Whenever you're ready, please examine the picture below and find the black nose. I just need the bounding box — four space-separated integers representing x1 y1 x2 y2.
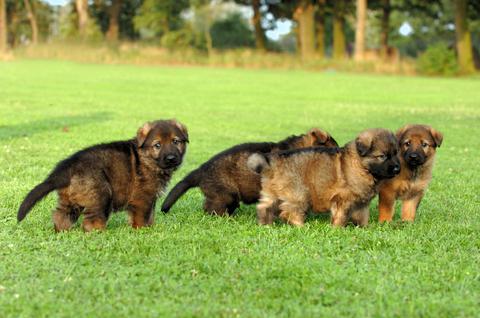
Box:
409 153 418 159
393 165 400 174
165 155 177 163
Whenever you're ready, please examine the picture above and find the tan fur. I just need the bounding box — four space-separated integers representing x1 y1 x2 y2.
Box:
378 124 443 222
18 119 188 232
162 128 338 216
256 129 400 227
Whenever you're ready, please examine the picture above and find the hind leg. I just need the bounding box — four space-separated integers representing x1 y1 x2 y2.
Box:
80 193 111 232
52 192 80 232
350 206 370 227
278 200 308 227
204 197 231 216
82 201 110 232
331 203 349 227
256 190 279 225
66 175 113 232
226 200 240 216
275 188 308 227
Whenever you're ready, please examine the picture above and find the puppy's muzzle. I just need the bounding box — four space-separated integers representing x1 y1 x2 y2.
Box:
162 154 181 168
386 163 401 177
392 164 401 175
405 152 425 167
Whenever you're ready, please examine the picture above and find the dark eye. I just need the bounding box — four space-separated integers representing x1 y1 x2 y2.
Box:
404 141 411 147
422 142 428 148
172 138 181 145
154 143 161 149
377 154 387 160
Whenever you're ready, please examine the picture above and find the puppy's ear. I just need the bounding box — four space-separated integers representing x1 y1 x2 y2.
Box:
355 131 373 156
395 124 413 145
170 119 189 143
137 122 152 147
428 127 443 148
308 128 329 145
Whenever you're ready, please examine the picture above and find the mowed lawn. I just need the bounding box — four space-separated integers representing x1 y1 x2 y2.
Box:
0 60 479 317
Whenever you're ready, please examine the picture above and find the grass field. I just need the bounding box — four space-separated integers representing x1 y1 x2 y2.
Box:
0 60 479 317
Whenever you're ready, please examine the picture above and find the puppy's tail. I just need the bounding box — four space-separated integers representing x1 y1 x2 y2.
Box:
161 169 202 213
17 168 70 222
247 153 270 174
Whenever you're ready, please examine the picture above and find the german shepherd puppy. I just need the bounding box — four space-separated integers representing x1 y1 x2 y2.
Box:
248 129 400 227
161 128 338 216
378 124 443 222
17 119 188 232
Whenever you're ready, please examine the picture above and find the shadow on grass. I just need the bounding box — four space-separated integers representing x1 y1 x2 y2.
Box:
0 112 112 140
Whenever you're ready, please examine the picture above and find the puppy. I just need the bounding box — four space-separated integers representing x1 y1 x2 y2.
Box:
161 128 338 216
248 128 400 227
378 124 443 222
17 119 188 232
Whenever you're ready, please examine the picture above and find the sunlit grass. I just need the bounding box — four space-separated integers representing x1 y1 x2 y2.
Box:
0 60 479 317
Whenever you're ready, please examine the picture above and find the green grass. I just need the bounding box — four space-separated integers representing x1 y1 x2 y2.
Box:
0 60 479 317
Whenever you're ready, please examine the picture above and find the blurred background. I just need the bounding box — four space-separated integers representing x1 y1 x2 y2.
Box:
0 0 478 76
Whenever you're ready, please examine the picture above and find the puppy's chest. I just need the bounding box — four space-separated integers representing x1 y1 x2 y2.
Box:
133 169 171 195
396 176 430 199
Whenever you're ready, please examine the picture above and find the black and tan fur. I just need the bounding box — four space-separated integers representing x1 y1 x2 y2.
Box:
378 124 443 222
17 119 188 232
161 128 338 216
248 128 400 227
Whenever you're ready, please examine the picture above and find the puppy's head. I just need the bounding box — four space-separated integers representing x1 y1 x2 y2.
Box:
355 128 401 180
396 124 442 168
136 119 189 169
305 128 339 148
278 128 338 151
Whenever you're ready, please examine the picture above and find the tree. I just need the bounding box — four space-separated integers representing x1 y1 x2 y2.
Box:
332 0 346 59
354 0 366 61
294 0 315 59
190 0 217 56
210 12 254 49
232 0 266 51
251 0 265 51
23 0 38 44
382 0 444 58
0 0 6 52
134 0 189 38
106 0 122 41
75 0 89 37
90 0 141 40
379 0 390 59
316 0 326 57
454 0 475 73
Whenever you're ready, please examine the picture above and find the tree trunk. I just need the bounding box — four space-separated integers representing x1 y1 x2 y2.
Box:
333 0 346 59
106 0 122 42
7 5 20 48
252 0 266 51
0 0 6 52
454 0 475 73
75 0 89 38
294 0 315 60
316 0 326 58
23 0 39 45
354 0 367 61
205 10 213 56
380 0 390 59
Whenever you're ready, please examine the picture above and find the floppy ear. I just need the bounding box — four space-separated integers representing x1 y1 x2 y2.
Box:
308 128 329 145
395 124 412 145
428 127 443 148
137 122 152 147
170 119 189 143
355 131 373 156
